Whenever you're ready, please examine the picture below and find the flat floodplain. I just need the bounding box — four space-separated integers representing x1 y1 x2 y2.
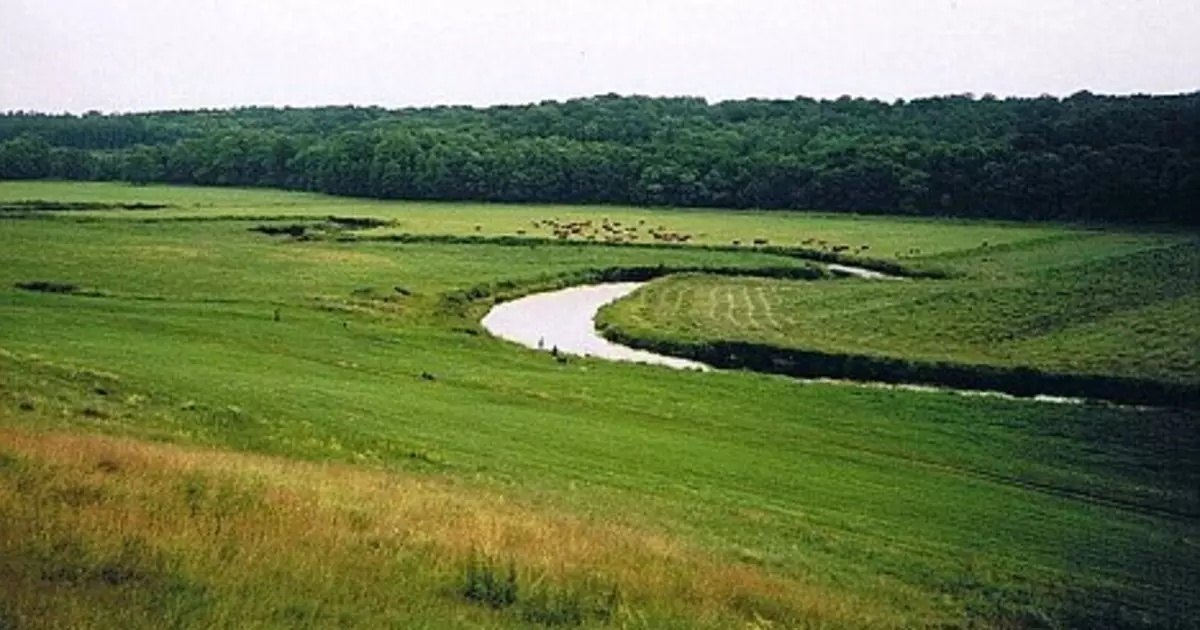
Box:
0 181 1197 629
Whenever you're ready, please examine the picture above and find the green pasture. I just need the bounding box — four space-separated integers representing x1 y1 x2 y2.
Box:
602 235 1199 386
3 181 1071 257
0 181 1197 629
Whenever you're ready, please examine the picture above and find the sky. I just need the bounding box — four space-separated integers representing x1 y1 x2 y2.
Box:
2 0 1197 113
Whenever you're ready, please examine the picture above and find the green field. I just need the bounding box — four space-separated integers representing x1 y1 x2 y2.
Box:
1 181 1072 256
599 234 1200 390
1 182 1197 629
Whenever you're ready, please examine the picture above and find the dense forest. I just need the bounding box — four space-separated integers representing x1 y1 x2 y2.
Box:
1 92 1197 223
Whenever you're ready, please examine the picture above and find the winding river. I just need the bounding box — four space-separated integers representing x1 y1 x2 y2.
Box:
480 268 1109 406
481 282 709 370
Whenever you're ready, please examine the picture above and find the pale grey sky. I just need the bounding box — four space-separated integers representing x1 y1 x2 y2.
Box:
2 0 1197 113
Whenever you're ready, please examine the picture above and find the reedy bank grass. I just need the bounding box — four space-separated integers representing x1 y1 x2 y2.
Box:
1 182 1198 628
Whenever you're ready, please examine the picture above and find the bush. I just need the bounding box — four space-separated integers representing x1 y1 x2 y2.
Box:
599 331 1200 408
461 554 518 609
249 223 309 237
14 280 80 294
457 554 624 626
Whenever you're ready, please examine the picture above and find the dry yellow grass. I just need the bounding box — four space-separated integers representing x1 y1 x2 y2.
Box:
0 424 930 628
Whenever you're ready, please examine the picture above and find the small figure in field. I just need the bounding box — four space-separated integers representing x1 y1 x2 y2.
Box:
551 345 559 358
538 336 545 350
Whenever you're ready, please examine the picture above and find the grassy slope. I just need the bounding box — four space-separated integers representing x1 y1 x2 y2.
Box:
1 182 1197 629
601 232 1200 387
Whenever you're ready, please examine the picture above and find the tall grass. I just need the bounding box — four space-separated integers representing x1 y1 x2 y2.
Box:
0 425 904 629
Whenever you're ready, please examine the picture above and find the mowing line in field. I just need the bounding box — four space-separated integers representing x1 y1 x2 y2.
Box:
738 284 765 331
669 282 686 320
705 284 722 325
754 285 784 330
721 285 741 330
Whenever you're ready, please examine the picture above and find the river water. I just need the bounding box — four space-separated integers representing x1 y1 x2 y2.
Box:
479 270 1114 407
480 282 709 370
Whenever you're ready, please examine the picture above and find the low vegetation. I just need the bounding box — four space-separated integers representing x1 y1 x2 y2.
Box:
1 182 1197 628
599 232 1200 405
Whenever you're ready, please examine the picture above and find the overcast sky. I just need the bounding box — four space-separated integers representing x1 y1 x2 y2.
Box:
2 0 1197 113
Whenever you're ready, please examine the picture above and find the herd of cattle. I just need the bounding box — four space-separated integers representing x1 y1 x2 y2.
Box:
467 218 875 255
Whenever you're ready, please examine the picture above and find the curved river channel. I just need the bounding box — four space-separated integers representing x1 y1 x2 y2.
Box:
481 282 709 371
480 270 1115 406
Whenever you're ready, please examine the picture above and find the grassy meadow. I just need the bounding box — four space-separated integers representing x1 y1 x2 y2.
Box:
599 234 1200 389
1 181 1197 629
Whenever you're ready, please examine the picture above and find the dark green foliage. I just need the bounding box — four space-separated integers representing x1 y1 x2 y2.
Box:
13 280 105 299
325 215 389 229
458 555 623 626
3 92 1198 223
434 263 825 315
601 330 1199 409
461 554 519 609
249 217 390 239
349 231 933 277
0 200 167 213
249 223 309 237
15 280 81 294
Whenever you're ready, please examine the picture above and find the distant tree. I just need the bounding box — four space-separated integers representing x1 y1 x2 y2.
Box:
1 92 1197 224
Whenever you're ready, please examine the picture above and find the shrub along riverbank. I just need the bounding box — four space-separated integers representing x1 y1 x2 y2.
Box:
595 326 1199 408
597 237 1200 408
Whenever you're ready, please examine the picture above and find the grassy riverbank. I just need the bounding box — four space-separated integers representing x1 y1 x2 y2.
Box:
1 182 1197 629
598 232 1199 405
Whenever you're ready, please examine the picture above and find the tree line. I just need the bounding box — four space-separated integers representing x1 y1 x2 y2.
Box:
2 92 1197 224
